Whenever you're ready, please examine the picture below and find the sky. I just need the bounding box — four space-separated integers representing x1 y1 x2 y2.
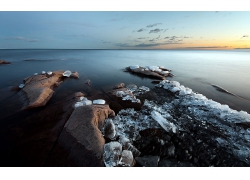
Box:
0 1 250 49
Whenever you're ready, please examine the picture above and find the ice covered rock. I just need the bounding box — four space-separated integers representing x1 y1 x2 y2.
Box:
103 141 122 167
47 71 52 75
63 70 72 77
93 99 105 104
118 150 134 167
129 65 139 70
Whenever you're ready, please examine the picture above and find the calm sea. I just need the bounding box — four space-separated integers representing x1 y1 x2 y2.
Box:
0 49 250 114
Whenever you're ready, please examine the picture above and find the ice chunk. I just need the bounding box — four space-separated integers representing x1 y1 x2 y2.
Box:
41 71 46 74
74 102 83 108
130 65 139 70
118 150 134 167
116 90 126 97
93 99 105 104
63 70 72 77
159 66 164 68
151 110 177 133
104 119 116 140
34 73 38 75
139 86 150 92
168 145 175 156
170 87 180 93
19 84 25 88
47 71 52 75
103 141 122 167
82 99 92 105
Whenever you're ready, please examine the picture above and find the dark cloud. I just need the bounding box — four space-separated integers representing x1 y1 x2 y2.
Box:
184 36 191 38
146 23 162 28
156 35 161 39
66 35 77 37
149 28 163 33
137 28 146 32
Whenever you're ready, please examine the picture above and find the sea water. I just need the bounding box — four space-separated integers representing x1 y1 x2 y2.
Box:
0 49 250 113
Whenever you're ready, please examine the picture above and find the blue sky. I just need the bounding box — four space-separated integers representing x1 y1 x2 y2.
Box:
0 2 250 49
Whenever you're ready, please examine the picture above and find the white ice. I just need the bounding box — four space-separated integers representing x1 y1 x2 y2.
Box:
118 150 134 167
103 141 122 167
19 84 25 88
34 73 38 75
130 65 139 70
63 70 72 77
47 71 52 75
151 110 177 133
93 99 106 104
41 71 46 74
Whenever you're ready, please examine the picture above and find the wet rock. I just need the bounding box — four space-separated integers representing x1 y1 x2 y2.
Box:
0 60 11 64
103 119 116 140
113 83 125 89
46 104 115 167
70 71 79 79
135 155 159 167
20 70 79 109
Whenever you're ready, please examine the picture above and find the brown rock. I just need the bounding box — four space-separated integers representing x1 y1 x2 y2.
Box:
70 71 79 79
113 83 125 89
21 70 79 109
45 104 115 166
0 60 11 64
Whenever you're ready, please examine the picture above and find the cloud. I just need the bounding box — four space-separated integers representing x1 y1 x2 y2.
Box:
241 35 249 38
137 28 146 32
149 28 163 33
116 43 132 47
5 36 38 42
186 46 229 49
146 23 162 28
102 41 111 44
138 37 149 39
135 42 183 47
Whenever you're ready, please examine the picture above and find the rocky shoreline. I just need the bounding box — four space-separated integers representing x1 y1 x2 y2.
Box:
1 65 250 167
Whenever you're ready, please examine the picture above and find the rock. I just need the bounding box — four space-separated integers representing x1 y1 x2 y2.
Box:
113 83 125 89
21 70 79 109
103 119 116 140
70 71 79 79
85 79 91 86
135 155 160 167
46 104 115 167
125 65 172 80
108 87 141 110
0 60 11 64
